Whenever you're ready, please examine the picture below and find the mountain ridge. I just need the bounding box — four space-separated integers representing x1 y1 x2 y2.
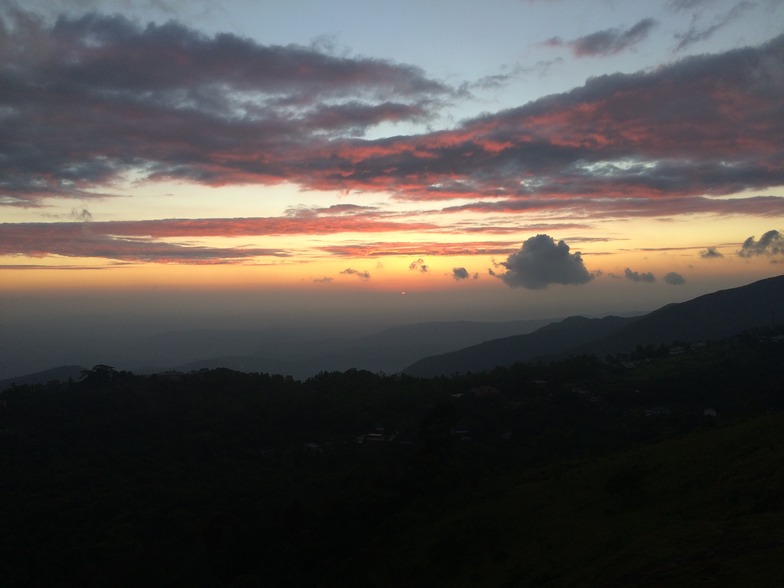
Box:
403 274 784 377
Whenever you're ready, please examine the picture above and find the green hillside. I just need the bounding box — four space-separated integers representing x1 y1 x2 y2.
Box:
1 329 782 586
361 411 784 587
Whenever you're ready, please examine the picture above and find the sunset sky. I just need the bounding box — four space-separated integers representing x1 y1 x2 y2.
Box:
1 0 783 331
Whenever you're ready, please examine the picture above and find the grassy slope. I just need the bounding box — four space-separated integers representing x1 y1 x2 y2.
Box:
362 412 784 587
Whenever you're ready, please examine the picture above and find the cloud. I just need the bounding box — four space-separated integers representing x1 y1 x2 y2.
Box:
624 268 656 282
467 58 563 92
70 207 93 223
738 229 784 257
312 276 333 283
0 263 112 270
0 219 293 263
700 247 724 258
0 8 449 206
497 234 593 289
320 241 518 258
409 258 428 272
674 2 754 52
340 267 371 280
545 19 657 57
664 272 686 285
667 0 716 11
0 213 445 264
311 35 784 213
451 267 478 281
443 196 784 220
2 7 784 229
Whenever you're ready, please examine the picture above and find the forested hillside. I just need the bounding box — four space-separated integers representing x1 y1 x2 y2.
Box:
2 328 783 587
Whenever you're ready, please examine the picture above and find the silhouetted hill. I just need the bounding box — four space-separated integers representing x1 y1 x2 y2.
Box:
582 273 784 356
0 365 86 390
2 336 782 586
404 315 635 377
404 275 784 376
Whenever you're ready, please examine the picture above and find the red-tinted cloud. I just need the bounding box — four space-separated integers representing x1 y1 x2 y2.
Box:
2 8 783 224
0 9 448 204
319 241 520 257
0 214 438 263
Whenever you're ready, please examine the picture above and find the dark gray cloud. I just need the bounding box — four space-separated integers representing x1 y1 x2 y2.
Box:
546 18 657 57
316 35 784 212
700 247 724 258
498 234 593 289
452 267 479 282
738 229 784 257
624 268 656 282
674 2 754 52
340 268 371 279
0 8 449 205
2 7 784 225
663 271 686 285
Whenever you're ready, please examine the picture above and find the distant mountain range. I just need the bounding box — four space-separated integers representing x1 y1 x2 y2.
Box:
0 319 555 388
4 275 783 386
403 274 784 377
126 318 557 378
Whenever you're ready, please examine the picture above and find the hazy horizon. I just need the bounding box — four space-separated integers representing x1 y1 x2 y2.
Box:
3 272 781 380
2 1 783 378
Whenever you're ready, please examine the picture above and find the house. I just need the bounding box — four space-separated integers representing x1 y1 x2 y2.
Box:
358 427 397 444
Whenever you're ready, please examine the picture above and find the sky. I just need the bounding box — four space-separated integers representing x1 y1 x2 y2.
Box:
1 0 784 336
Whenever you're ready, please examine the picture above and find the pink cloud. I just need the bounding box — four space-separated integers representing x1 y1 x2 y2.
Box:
1 8 783 225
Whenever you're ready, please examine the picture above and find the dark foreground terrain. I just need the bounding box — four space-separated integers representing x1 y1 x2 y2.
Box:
2 327 784 587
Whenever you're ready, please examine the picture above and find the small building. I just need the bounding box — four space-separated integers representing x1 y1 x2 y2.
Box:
358 427 397 444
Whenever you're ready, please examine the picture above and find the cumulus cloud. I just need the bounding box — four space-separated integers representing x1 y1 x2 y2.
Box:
738 229 784 257
700 247 724 258
624 268 656 283
340 268 371 280
451 267 478 280
546 19 657 57
663 271 686 285
497 235 593 289
409 258 429 272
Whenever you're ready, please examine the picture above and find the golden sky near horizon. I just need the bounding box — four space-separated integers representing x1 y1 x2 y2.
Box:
1 0 783 321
